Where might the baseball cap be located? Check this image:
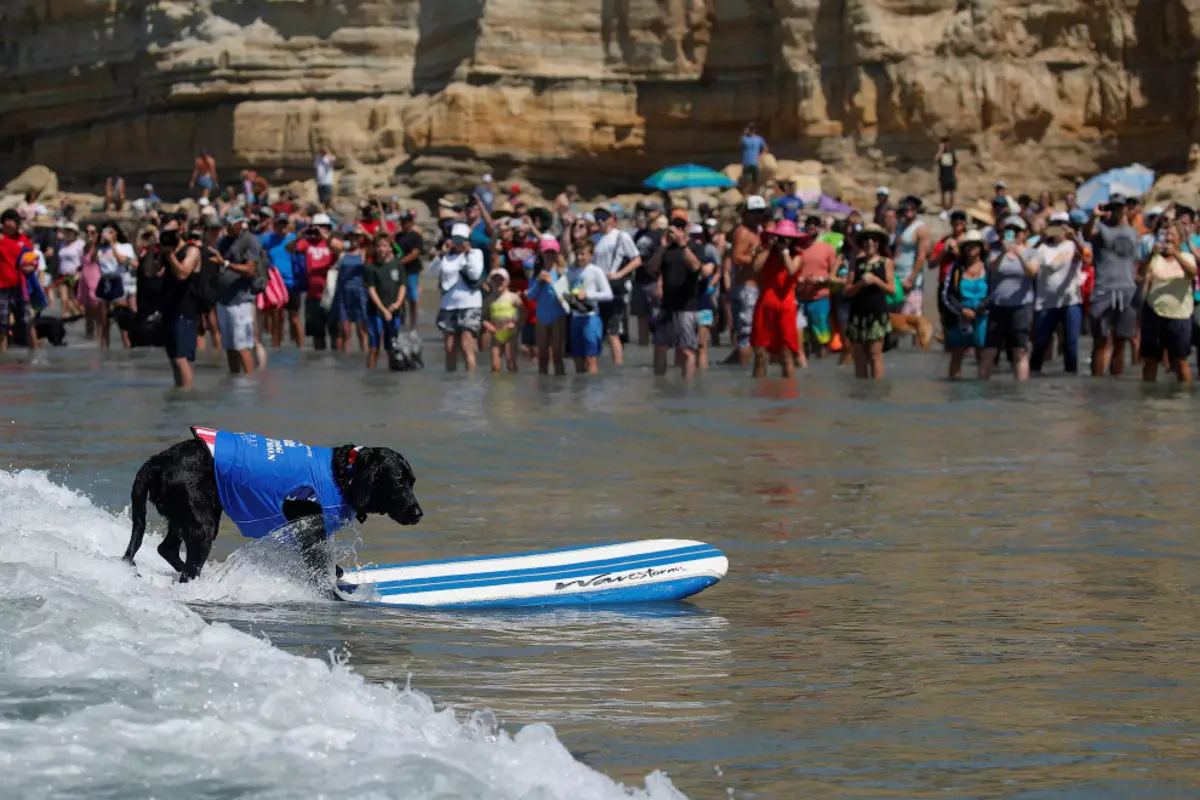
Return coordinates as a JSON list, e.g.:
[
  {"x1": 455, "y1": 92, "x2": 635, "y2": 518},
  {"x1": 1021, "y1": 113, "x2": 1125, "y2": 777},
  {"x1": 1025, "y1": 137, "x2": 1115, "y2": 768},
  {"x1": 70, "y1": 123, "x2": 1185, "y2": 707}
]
[
  {"x1": 1049, "y1": 211, "x2": 1070, "y2": 224},
  {"x1": 198, "y1": 197, "x2": 211, "y2": 207},
  {"x1": 1003, "y1": 215, "x2": 1027, "y2": 230},
  {"x1": 704, "y1": 217, "x2": 718, "y2": 229},
  {"x1": 450, "y1": 222, "x2": 471, "y2": 240},
  {"x1": 670, "y1": 208, "x2": 689, "y2": 222},
  {"x1": 488, "y1": 267, "x2": 510, "y2": 282},
  {"x1": 225, "y1": 208, "x2": 246, "y2": 224},
  {"x1": 687, "y1": 223, "x2": 704, "y2": 235},
  {"x1": 1146, "y1": 205, "x2": 1165, "y2": 218},
  {"x1": 274, "y1": 213, "x2": 289, "y2": 224},
  {"x1": 539, "y1": 236, "x2": 561, "y2": 253},
  {"x1": 995, "y1": 180, "x2": 1007, "y2": 189},
  {"x1": 876, "y1": 186, "x2": 890, "y2": 196},
  {"x1": 399, "y1": 210, "x2": 414, "y2": 221},
  {"x1": 745, "y1": 195, "x2": 767, "y2": 211},
  {"x1": 669, "y1": 216, "x2": 689, "y2": 230},
  {"x1": 593, "y1": 206, "x2": 613, "y2": 219},
  {"x1": 991, "y1": 195, "x2": 1008, "y2": 208},
  {"x1": 1106, "y1": 193, "x2": 1128, "y2": 208},
  {"x1": 481, "y1": 173, "x2": 493, "y2": 183},
  {"x1": 312, "y1": 213, "x2": 332, "y2": 227},
  {"x1": 203, "y1": 216, "x2": 223, "y2": 229},
  {"x1": 143, "y1": 183, "x2": 154, "y2": 191}
]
